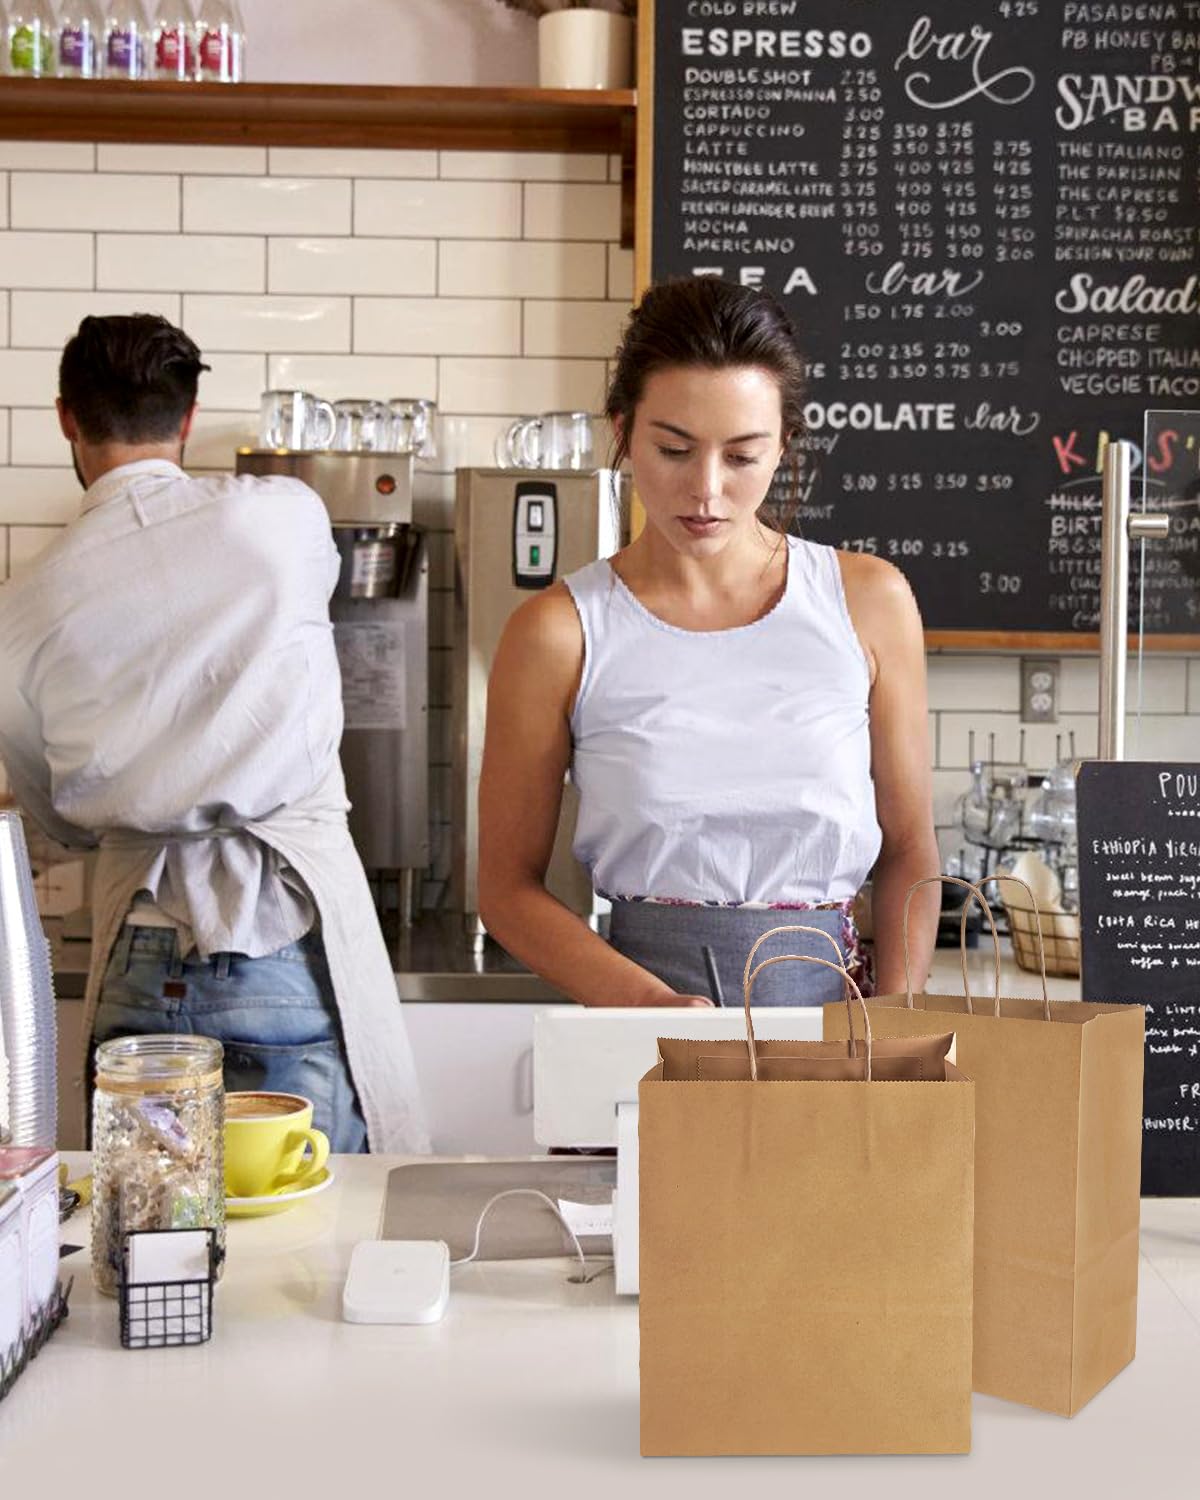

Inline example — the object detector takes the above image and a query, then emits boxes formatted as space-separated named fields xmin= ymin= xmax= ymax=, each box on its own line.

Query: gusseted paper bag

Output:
xmin=639 ymin=929 xmax=975 ymax=1457
xmin=824 ymin=877 xmax=1144 ymax=1417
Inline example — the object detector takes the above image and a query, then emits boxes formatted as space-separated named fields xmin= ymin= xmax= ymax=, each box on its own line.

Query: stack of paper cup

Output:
xmin=0 ymin=814 xmax=58 ymax=1148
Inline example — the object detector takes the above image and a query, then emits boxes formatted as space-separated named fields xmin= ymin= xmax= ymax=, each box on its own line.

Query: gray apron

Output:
xmin=608 ymin=901 xmax=853 ymax=1006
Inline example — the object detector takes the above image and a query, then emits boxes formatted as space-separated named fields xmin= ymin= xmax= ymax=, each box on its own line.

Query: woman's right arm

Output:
xmin=478 ymin=586 xmax=710 ymax=1008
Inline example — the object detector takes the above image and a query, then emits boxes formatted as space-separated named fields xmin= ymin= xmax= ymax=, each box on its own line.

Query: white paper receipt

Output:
xmin=556 ymin=1197 xmax=615 ymax=1240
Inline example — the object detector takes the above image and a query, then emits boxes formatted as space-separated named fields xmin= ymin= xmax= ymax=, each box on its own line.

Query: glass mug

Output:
xmin=388 ymin=397 xmax=437 ymax=460
xmin=259 ymin=389 xmax=335 ymax=451
xmin=333 ymin=399 xmax=392 ymax=452
xmin=495 ymin=411 xmax=595 ymax=471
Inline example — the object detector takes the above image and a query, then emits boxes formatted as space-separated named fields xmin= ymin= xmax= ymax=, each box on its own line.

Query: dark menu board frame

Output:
xmin=642 ymin=0 xmax=1200 ymax=646
xmin=1077 ymin=760 xmax=1200 ymax=1195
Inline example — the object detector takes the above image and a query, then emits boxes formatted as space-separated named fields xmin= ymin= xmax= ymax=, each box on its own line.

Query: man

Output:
xmin=0 ymin=314 xmax=428 ymax=1154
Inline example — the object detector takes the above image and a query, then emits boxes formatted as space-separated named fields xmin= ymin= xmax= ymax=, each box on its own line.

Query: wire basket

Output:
xmin=1001 ymin=892 xmax=1080 ymax=978
xmin=119 ymin=1228 xmax=219 ymax=1349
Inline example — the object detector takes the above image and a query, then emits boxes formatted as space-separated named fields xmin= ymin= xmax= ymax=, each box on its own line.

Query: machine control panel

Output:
xmin=513 ymin=481 xmax=557 ymax=590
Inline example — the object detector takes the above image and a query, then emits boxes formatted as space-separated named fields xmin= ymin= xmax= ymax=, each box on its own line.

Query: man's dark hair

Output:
xmin=58 ymin=314 xmax=211 ymax=443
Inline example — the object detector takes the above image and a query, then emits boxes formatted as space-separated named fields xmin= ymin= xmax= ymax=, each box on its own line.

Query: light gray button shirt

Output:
xmin=0 ymin=458 xmax=344 ymax=959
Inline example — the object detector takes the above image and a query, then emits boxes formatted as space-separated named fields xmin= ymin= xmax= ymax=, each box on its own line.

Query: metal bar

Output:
xmin=1098 ymin=441 xmax=1133 ymax=761
xmin=1130 ymin=513 xmax=1170 ymax=543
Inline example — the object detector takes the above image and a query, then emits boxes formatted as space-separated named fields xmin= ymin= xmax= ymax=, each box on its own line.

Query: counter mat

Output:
xmin=381 ymin=1160 xmax=616 ymax=1261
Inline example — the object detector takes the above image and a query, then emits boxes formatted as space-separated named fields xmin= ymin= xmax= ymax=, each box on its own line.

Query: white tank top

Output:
xmin=563 ymin=536 xmax=883 ymax=905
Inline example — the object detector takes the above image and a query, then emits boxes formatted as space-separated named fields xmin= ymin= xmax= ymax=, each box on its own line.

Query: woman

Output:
xmin=479 ymin=277 xmax=939 ymax=1006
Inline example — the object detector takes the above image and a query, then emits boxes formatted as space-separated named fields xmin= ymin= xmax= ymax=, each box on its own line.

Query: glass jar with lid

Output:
xmin=92 ymin=1035 xmax=225 ymax=1296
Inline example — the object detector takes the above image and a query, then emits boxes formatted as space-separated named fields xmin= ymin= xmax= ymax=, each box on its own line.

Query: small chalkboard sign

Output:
xmin=1077 ymin=761 xmax=1200 ymax=1196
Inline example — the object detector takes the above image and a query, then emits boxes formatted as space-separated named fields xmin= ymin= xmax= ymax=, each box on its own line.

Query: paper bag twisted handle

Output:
xmin=903 ymin=875 xmax=1001 ymax=1014
xmin=977 ymin=873 xmax=1050 ymax=1020
xmin=902 ymin=875 xmax=1050 ymax=1021
xmin=742 ymin=922 xmax=853 ymax=1031
xmin=742 ymin=925 xmax=873 ymax=1082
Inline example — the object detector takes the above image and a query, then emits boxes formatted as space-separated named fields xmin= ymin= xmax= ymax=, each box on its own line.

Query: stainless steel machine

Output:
xmin=235 ymin=449 xmax=429 ymax=916
xmin=452 ymin=467 xmax=625 ymax=937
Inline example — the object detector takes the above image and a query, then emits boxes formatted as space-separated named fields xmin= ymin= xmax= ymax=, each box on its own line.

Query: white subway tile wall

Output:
xmin=269 ymin=148 xmax=439 ymax=180
xmin=354 ymin=179 xmax=522 ymax=239
xmin=0 ymin=142 xmax=95 ymax=171
xmin=10 ymin=406 xmax=65 ymax=467
xmin=438 ymin=151 xmax=608 ymax=183
xmin=0 ymin=232 xmax=94 ymax=290
xmin=522 ymin=299 xmax=629 ymax=359
xmin=268 ymin=238 xmax=435 ymax=297
xmin=182 ymin=293 xmax=351 ymax=352
xmin=12 ymin=174 xmax=180 ymax=232
xmin=184 ymin=177 xmax=352 ymax=236
xmin=1 ymin=145 xmax=1196 ymax=903
xmin=438 ymin=239 xmax=606 ymax=300
xmin=97 ymin=145 xmax=269 ymax=176
xmin=523 ymin=183 xmax=621 ymax=241
xmin=98 ymin=235 xmax=266 ymax=294
xmin=353 ymin=297 xmax=521 ymax=357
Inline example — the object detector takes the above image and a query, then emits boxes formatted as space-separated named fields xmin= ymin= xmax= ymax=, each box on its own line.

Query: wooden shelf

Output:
xmin=925 ymin=631 xmax=1200 ymax=652
xmin=0 ymin=79 xmax=638 ymax=242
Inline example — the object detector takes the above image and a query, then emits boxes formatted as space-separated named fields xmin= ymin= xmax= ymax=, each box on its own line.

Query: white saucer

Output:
xmin=226 ymin=1165 xmax=335 ymax=1219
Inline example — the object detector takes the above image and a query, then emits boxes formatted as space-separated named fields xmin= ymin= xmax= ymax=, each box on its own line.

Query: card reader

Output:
xmin=342 ymin=1239 xmax=450 ymax=1325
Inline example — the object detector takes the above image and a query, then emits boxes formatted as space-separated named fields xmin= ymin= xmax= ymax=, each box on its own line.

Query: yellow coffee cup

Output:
xmin=224 ymin=1091 xmax=330 ymax=1198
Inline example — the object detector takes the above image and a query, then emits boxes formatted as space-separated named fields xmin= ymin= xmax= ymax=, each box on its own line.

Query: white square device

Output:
xmin=342 ymin=1239 xmax=450 ymax=1325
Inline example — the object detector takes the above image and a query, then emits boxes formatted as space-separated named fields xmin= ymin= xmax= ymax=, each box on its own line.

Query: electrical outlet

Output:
xmin=1021 ymin=657 xmax=1059 ymax=724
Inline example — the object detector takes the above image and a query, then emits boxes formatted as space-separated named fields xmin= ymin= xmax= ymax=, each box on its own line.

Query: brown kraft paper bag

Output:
xmin=823 ymin=877 xmax=1144 ymax=1417
xmin=639 ymin=930 xmax=975 ymax=1457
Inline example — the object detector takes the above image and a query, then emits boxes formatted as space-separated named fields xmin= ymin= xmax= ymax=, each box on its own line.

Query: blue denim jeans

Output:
xmin=93 ymin=926 xmax=368 ymax=1154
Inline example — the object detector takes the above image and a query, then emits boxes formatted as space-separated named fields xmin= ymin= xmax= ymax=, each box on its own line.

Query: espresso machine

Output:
xmin=235 ymin=448 xmax=430 ymax=918
xmin=452 ymin=467 xmax=625 ymax=939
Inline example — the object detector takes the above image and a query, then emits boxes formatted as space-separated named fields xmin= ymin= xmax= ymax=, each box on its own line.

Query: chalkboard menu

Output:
xmin=648 ymin=1 xmax=1200 ymax=641
xmin=1077 ymin=760 xmax=1200 ymax=1195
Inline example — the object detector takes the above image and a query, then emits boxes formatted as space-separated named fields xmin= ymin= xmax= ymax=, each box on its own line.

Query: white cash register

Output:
xmin=532 ymin=1006 xmax=824 ymax=1294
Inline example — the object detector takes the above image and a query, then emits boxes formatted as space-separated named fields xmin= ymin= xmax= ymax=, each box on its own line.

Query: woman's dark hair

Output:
xmin=605 ymin=277 xmax=807 ymax=529
xmin=59 ymin=314 xmax=211 ymax=444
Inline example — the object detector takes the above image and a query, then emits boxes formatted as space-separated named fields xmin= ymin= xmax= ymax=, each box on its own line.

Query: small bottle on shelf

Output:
xmin=151 ymin=0 xmax=193 ymax=80
xmin=7 ymin=0 xmax=58 ymax=77
xmin=57 ymin=0 xmax=106 ymax=78
xmin=105 ymin=0 xmax=150 ymax=79
xmin=194 ymin=0 xmax=241 ymax=84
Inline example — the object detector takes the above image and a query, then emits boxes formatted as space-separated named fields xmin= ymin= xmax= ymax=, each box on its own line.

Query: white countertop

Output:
xmin=927 ymin=942 xmax=1080 ymax=1002
xmin=3 ymin=1155 xmax=1196 ymax=1497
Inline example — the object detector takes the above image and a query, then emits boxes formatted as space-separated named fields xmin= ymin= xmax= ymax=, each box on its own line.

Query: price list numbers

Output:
xmin=841 ymin=67 xmax=883 ymax=260
xmin=891 ymin=120 xmax=984 ymax=272
xmin=833 ymin=324 xmax=1027 ymax=385
xmin=993 ymin=137 xmax=1037 ymax=265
